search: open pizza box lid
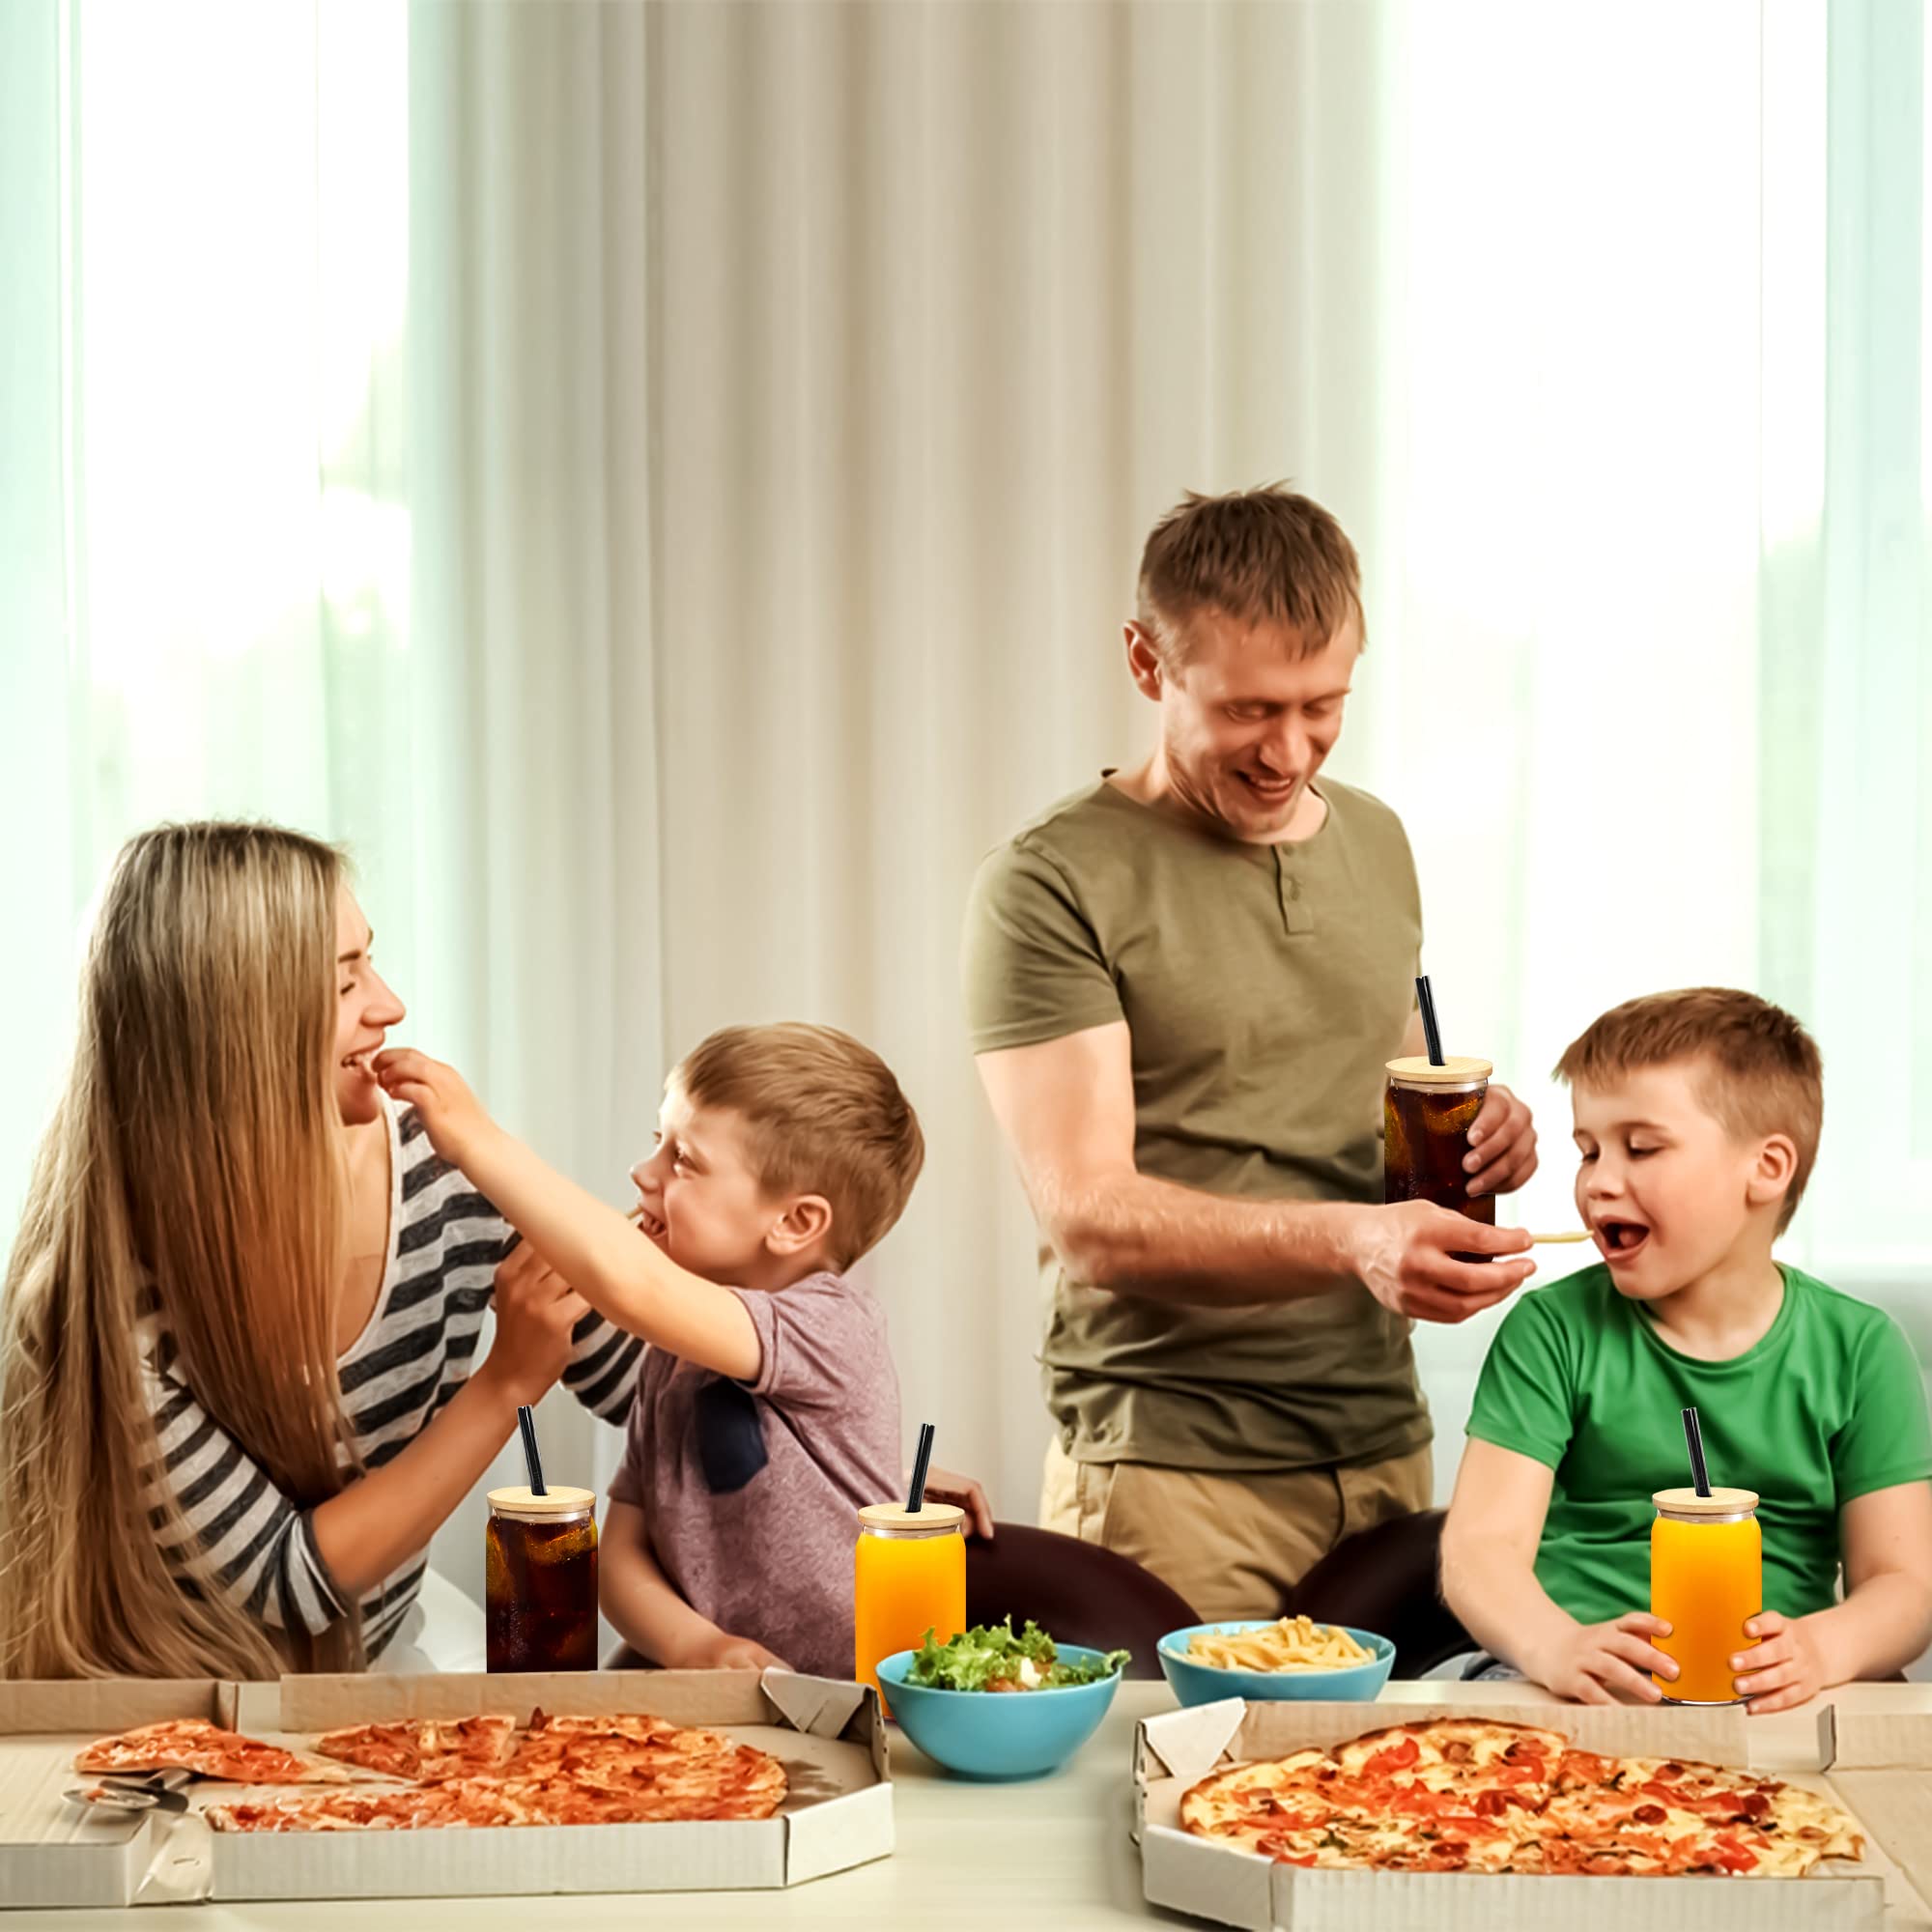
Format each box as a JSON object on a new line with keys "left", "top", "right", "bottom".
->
{"left": 0, "top": 1667, "right": 891, "bottom": 1907}
{"left": 1134, "top": 1697, "right": 1931, "bottom": 1932}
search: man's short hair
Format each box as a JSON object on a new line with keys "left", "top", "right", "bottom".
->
{"left": 1552, "top": 988, "right": 1824, "bottom": 1234}
{"left": 1136, "top": 483, "right": 1364, "bottom": 667}
{"left": 673, "top": 1022, "right": 924, "bottom": 1269}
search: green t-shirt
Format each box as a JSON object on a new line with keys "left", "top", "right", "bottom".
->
{"left": 1465, "top": 1264, "right": 1932, "bottom": 1625}
{"left": 962, "top": 775, "right": 1428, "bottom": 1474}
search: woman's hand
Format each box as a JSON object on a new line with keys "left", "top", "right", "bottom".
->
{"left": 475, "top": 1239, "right": 587, "bottom": 1411}
{"left": 1733, "top": 1611, "right": 1829, "bottom": 1716}
{"left": 373, "top": 1047, "right": 494, "bottom": 1168}
{"left": 917, "top": 1464, "right": 995, "bottom": 1539}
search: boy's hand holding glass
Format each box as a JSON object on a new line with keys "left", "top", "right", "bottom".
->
{"left": 1731, "top": 1610, "right": 1827, "bottom": 1716}
{"left": 374, "top": 1047, "right": 494, "bottom": 1165}
{"left": 1525, "top": 1611, "right": 1678, "bottom": 1704}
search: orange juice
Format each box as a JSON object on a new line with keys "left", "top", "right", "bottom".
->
{"left": 1650, "top": 1486, "right": 1761, "bottom": 1703}
{"left": 854, "top": 1501, "right": 966, "bottom": 1711}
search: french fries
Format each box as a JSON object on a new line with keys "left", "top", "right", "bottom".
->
{"left": 1183, "top": 1614, "right": 1372, "bottom": 1672}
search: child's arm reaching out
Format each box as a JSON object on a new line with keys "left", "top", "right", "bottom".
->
{"left": 374, "top": 1048, "right": 762, "bottom": 1381}
{"left": 1732, "top": 1481, "right": 1932, "bottom": 1716}
{"left": 1439, "top": 1438, "right": 1681, "bottom": 1704}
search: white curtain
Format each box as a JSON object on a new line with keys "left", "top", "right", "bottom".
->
{"left": 640, "top": 0, "right": 1398, "bottom": 1521}
{"left": 1376, "top": 0, "right": 1775, "bottom": 1470}
{"left": 0, "top": 0, "right": 666, "bottom": 1605}
{"left": 1381, "top": 1, "right": 1932, "bottom": 1482}
{"left": 6, "top": 0, "right": 1928, "bottom": 1621}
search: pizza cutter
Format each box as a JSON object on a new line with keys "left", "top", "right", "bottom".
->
{"left": 64, "top": 1770, "right": 193, "bottom": 1816}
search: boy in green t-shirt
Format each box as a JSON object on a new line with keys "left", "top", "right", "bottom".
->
{"left": 1441, "top": 988, "right": 1932, "bottom": 1712}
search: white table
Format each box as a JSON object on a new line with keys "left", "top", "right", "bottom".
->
{"left": 15, "top": 1680, "right": 1932, "bottom": 1930}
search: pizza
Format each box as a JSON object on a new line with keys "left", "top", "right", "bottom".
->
{"left": 313, "top": 1715, "right": 520, "bottom": 1782}
{"left": 1179, "top": 1719, "right": 1863, "bottom": 1879}
{"left": 73, "top": 1719, "right": 352, "bottom": 1785}
{"left": 485, "top": 1711, "right": 787, "bottom": 1819}
{"left": 197, "top": 1708, "right": 787, "bottom": 1833}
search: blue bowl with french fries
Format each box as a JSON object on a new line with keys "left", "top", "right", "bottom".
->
{"left": 1156, "top": 1616, "right": 1396, "bottom": 1706}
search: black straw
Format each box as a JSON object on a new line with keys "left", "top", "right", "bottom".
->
{"left": 518, "top": 1406, "right": 548, "bottom": 1496}
{"left": 1414, "top": 976, "right": 1445, "bottom": 1066}
{"left": 905, "top": 1422, "right": 935, "bottom": 1513}
{"left": 1681, "top": 1406, "right": 1712, "bottom": 1498}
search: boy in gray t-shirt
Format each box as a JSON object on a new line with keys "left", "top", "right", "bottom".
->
{"left": 376, "top": 1021, "right": 925, "bottom": 1680}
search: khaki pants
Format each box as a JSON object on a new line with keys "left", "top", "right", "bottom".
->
{"left": 1039, "top": 1437, "right": 1434, "bottom": 1622}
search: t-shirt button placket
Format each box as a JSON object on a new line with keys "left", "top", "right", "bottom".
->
{"left": 1276, "top": 856, "right": 1315, "bottom": 935}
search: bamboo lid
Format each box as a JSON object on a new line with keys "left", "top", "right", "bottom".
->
{"left": 488, "top": 1485, "right": 597, "bottom": 1517}
{"left": 857, "top": 1502, "right": 966, "bottom": 1531}
{"left": 1653, "top": 1486, "right": 1759, "bottom": 1515}
{"left": 1385, "top": 1055, "right": 1493, "bottom": 1085}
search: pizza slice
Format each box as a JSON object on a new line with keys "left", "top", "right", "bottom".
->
{"left": 500, "top": 1710, "right": 781, "bottom": 1808}
{"left": 1543, "top": 1762, "right": 1861, "bottom": 1880}
{"left": 497, "top": 1711, "right": 679, "bottom": 1781}
{"left": 1754, "top": 1780, "right": 1865, "bottom": 1870}
{"left": 1178, "top": 1747, "right": 1530, "bottom": 1869}
{"left": 1332, "top": 1719, "right": 1569, "bottom": 1797}
{"left": 75, "top": 1718, "right": 352, "bottom": 1785}
{"left": 313, "top": 1715, "right": 519, "bottom": 1783}
{"left": 207, "top": 1786, "right": 467, "bottom": 1833}
{"left": 1350, "top": 1803, "right": 1530, "bottom": 1873}
{"left": 1178, "top": 1749, "right": 1351, "bottom": 1858}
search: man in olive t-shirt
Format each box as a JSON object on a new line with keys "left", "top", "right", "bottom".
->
{"left": 962, "top": 486, "right": 1543, "bottom": 1619}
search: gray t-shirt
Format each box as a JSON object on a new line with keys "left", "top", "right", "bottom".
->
{"left": 607, "top": 1270, "right": 901, "bottom": 1679}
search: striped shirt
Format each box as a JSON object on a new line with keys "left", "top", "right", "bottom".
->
{"left": 139, "top": 1096, "right": 644, "bottom": 1660}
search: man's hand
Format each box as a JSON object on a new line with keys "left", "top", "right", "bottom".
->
{"left": 1349, "top": 1201, "right": 1535, "bottom": 1323}
{"left": 918, "top": 1465, "right": 995, "bottom": 1539}
{"left": 1733, "top": 1611, "right": 1828, "bottom": 1716}
{"left": 678, "top": 1630, "right": 790, "bottom": 1673}
{"left": 474, "top": 1240, "right": 588, "bottom": 1411}
{"left": 1522, "top": 1612, "right": 1678, "bottom": 1705}
{"left": 1465, "top": 1080, "right": 1538, "bottom": 1199}
{"left": 374, "top": 1047, "right": 494, "bottom": 1168}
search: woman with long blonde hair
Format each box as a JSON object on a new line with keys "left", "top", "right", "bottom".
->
{"left": 0, "top": 822, "right": 642, "bottom": 1677}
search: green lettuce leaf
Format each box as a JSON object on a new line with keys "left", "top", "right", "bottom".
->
{"left": 904, "top": 1616, "right": 1129, "bottom": 1690}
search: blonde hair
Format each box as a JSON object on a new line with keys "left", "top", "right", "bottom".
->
{"left": 1552, "top": 987, "right": 1824, "bottom": 1235}
{"left": 0, "top": 822, "right": 362, "bottom": 1678}
{"left": 1137, "top": 483, "right": 1364, "bottom": 667}
{"left": 674, "top": 1024, "right": 924, "bottom": 1270}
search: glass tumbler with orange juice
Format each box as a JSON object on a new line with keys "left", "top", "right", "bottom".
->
{"left": 854, "top": 1502, "right": 966, "bottom": 1712}
{"left": 1650, "top": 1486, "right": 1761, "bottom": 1703}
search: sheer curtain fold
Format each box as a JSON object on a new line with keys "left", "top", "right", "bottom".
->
{"left": 408, "top": 0, "right": 663, "bottom": 1595}
{"left": 0, "top": 0, "right": 74, "bottom": 1233}
{"left": 643, "top": 0, "right": 1392, "bottom": 1511}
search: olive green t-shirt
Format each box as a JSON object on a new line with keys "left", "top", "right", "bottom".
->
{"left": 1465, "top": 1264, "right": 1932, "bottom": 1627}
{"left": 962, "top": 775, "right": 1429, "bottom": 1473}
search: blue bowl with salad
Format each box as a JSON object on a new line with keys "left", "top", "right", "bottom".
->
{"left": 874, "top": 1619, "right": 1128, "bottom": 1781}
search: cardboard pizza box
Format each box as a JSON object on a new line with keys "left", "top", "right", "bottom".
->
{"left": 1134, "top": 1697, "right": 1932, "bottom": 1932}
{"left": 0, "top": 1667, "right": 891, "bottom": 1907}
{"left": 0, "top": 1678, "right": 236, "bottom": 1910}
